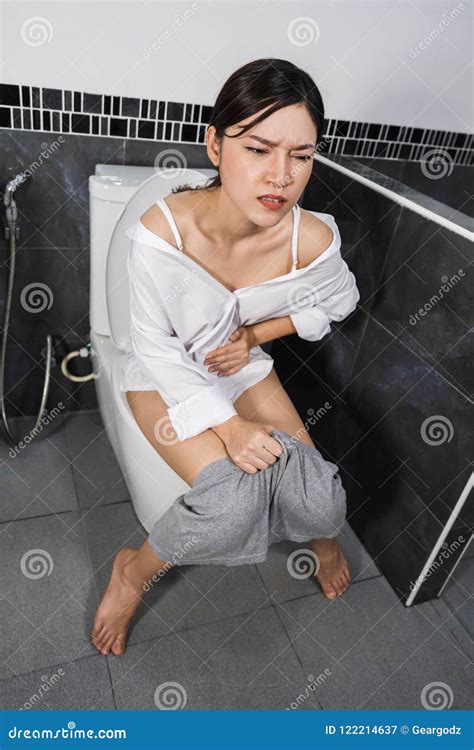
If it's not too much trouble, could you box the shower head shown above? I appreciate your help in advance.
[4,172,27,209]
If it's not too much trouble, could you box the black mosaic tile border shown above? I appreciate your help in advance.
[0,82,472,166]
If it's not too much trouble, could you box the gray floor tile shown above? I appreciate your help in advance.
[256,521,380,603]
[463,536,473,558]
[63,410,129,509]
[0,414,78,523]
[436,557,473,639]
[275,576,473,710]
[0,512,98,679]
[108,606,318,710]
[83,501,275,645]
[0,655,115,709]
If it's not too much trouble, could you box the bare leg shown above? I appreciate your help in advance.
[233,368,351,600]
[91,541,172,656]
[310,538,351,599]
[91,389,229,656]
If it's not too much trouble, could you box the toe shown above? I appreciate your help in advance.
[96,628,112,652]
[323,583,337,599]
[111,636,126,656]
[91,620,103,639]
[101,632,117,655]
[91,633,103,651]
[96,626,109,645]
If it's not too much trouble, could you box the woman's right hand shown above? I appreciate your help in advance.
[212,416,284,474]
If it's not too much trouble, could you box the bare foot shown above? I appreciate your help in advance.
[90,546,143,656]
[311,538,351,600]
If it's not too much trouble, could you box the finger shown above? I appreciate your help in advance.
[263,435,285,458]
[206,343,236,359]
[240,462,259,475]
[240,457,267,472]
[209,358,242,371]
[249,455,271,470]
[253,444,281,465]
[217,366,240,377]
[207,349,239,364]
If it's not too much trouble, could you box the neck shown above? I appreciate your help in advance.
[198,186,275,250]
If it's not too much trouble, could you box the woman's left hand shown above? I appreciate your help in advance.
[204,326,257,377]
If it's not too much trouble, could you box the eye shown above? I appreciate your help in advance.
[245,147,313,162]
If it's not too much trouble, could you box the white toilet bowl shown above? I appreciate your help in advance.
[88,164,217,533]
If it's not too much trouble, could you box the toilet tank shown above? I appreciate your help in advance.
[89,164,156,337]
[89,164,217,341]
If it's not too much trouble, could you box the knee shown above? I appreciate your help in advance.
[276,445,347,536]
[188,471,265,554]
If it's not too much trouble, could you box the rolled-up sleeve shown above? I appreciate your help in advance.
[127,241,238,441]
[289,254,360,342]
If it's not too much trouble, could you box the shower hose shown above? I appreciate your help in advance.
[1,173,52,448]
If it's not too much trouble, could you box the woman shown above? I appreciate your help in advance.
[91,58,360,657]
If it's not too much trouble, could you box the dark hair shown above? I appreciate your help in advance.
[171,57,326,195]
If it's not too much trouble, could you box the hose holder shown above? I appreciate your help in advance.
[61,342,98,383]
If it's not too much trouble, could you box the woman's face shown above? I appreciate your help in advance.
[208,102,317,225]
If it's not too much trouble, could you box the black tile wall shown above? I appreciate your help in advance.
[279,165,473,605]
[0,82,472,165]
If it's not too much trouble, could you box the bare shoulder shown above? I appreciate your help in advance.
[297,208,336,268]
[139,191,193,249]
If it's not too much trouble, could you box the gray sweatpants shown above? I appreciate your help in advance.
[148,428,347,567]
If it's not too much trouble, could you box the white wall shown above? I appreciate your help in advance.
[1,0,471,132]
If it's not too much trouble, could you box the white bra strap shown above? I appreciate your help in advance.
[155,197,184,251]
[291,203,300,270]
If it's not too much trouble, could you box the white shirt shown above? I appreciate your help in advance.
[119,197,360,441]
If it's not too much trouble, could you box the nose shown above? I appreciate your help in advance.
[265,152,294,190]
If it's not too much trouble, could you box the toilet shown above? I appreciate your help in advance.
[88,164,218,533]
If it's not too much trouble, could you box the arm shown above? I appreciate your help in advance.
[247,314,297,346]
[247,253,360,346]
[288,255,360,341]
[209,316,297,442]
[128,241,238,442]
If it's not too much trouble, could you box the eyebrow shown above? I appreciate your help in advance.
[245,135,316,151]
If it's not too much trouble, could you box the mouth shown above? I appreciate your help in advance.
[257,195,287,208]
